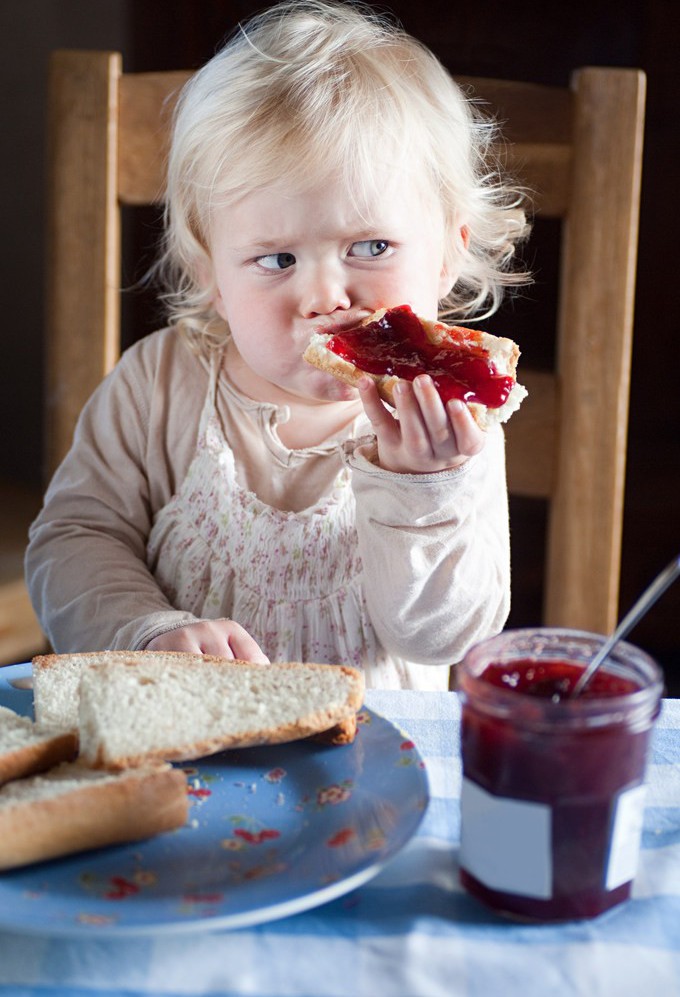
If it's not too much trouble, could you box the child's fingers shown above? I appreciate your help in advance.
[146,620,270,663]
[392,379,433,457]
[410,376,486,460]
[357,372,486,471]
[446,399,486,457]
[224,621,270,664]
[412,375,454,455]
[357,377,399,441]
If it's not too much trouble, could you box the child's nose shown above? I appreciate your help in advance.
[299,267,351,318]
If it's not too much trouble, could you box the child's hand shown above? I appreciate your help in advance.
[358,375,485,474]
[146,619,270,662]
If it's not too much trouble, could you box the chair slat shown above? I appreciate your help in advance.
[118,70,191,205]
[0,480,46,664]
[46,50,123,477]
[504,371,557,498]
[456,76,573,144]
[545,67,646,630]
[504,142,571,218]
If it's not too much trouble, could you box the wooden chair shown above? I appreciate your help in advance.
[0,51,646,665]
[0,481,45,664]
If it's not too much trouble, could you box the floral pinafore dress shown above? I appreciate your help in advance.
[146,357,377,671]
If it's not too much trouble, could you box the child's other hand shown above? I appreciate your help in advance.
[358,375,485,474]
[146,619,270,663]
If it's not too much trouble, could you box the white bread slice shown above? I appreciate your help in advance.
[33,652,364,762]
[33,652,85,729]
[303,305,527,430]
[0,704,78,787]
[33,650,225,731]
[0,761,188,870]
[34,652,365,770]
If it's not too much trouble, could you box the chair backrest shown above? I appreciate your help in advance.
[46,51,645,635]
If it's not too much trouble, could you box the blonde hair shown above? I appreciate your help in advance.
[157,0,530,348]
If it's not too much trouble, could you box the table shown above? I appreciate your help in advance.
[1,689,680,997]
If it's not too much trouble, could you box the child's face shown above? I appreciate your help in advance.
[209,172,458,407]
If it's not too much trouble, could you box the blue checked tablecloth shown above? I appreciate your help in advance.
[1,689,680,997]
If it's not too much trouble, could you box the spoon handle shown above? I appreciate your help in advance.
[571,553,680,697]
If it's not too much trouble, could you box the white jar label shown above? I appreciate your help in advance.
[460,777,552,899]
[605,783,646,891]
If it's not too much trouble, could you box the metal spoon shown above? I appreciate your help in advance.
[571,553,680,697]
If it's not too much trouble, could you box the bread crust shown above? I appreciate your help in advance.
[309,714,357,745]
[0,763,188,870]
[89,706,361,770]
[303,306,527,429]
[33,650,231,670]
[0,730,79,787]
[0,705,78,786]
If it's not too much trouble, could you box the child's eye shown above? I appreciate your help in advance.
[256,252,296,271]
[349,240,390,258]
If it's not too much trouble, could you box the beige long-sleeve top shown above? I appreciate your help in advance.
[26,328,511,690]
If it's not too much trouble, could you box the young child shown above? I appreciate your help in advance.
[27,0,529,690]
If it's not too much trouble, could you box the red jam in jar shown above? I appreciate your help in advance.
[458,629,663,922]
[326,305,514,408]
[480,658,641,701]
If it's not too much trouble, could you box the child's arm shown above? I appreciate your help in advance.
[27,411,196,655]
[26,331,265,660]
[345,412,510,667]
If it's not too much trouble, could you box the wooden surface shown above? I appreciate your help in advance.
[545,68,646,630]
[0,481,46,665]
[504,370,557,498]
[118,70,190,205]
[456,76,572,218]
[45,51,123,479]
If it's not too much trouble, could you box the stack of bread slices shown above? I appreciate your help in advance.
[0,652,364,870]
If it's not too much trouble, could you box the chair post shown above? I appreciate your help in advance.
[45,50,123,479]
[545,67,646,633]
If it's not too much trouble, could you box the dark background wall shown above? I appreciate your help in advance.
[2,0,678,687]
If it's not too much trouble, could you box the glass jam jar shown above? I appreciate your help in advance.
[458,628,663,922]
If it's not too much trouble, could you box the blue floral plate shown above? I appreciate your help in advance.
[0,663,429,936]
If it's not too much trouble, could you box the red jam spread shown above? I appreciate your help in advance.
[480,658,640,701]
[326,305,514,407]
[460,657,650,921]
